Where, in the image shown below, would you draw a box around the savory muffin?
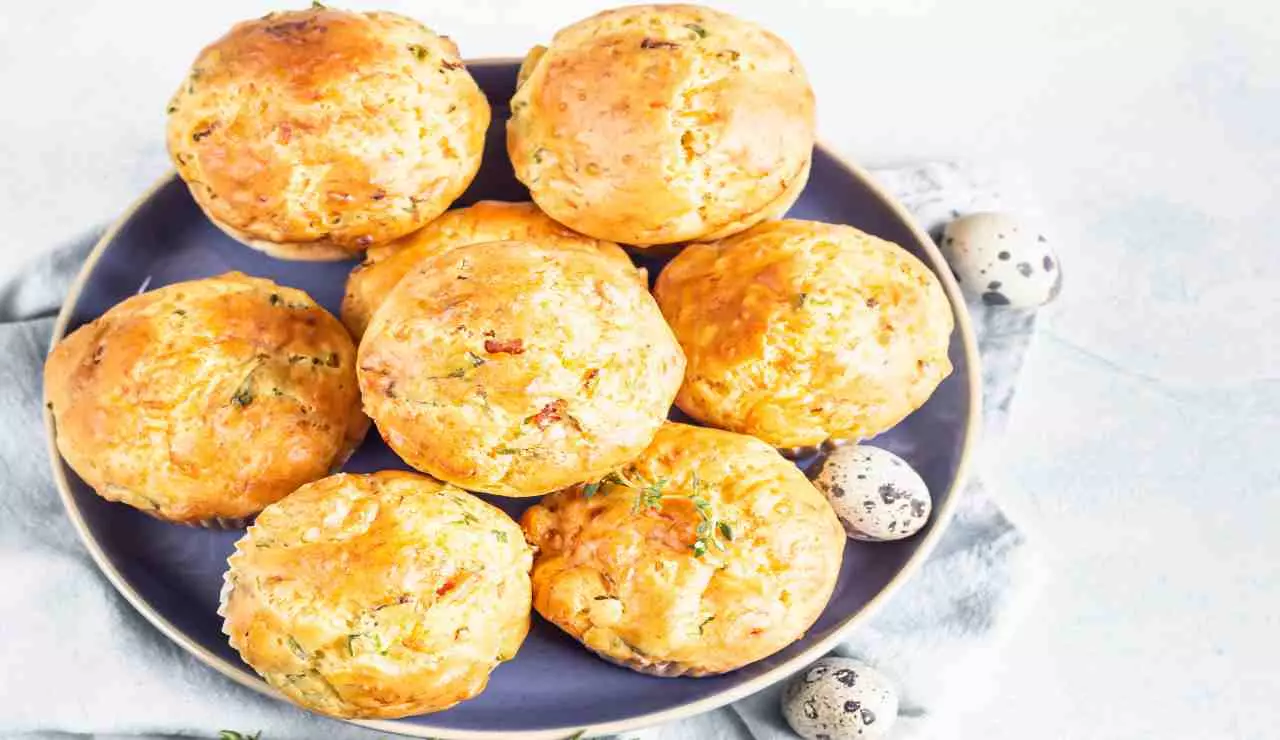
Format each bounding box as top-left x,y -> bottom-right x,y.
341,200 -> 638,338
44,273 -> 366,526
221,471 -> 532,718
521,423 -> 845,676
358,241 -> 685,497
508,4 -> 814,246
654,220 -> 954,448
166,7 -> 489,260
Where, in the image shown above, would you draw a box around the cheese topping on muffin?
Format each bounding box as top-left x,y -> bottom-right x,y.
166,8 -> 489,259
341,201 -> 639,338
358,240 -> 684,497
221,471 -> 532,718
655,219 -> 954,447
44,273 -> 367,525
522,423 -> 845,676
508,4 -> 814,246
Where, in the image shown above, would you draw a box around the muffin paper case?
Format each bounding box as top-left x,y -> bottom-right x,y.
196,514 -> 254,530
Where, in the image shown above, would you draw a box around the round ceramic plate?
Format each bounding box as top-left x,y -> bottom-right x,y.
45,61 -> 979,739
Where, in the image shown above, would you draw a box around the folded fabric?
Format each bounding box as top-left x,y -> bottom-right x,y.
0,163 -> 1044,740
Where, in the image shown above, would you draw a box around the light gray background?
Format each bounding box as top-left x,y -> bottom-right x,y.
1,1 -> 1276,739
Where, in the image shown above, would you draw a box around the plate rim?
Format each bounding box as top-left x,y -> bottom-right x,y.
42,57 -> 982,740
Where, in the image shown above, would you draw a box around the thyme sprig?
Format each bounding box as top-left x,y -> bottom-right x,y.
582,471 -> 733,557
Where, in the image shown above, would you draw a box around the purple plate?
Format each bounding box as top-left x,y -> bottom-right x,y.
45,61 -> 979,739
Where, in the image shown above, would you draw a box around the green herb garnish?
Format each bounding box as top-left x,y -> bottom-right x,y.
493,529 -> 508,542
718,521 -> 733,541
594,470 -> 736,557
408,43 -> 429,61
311,0 -> 326,7
348,632 -> 388,655
497,446 -> 540,457
685,23 -> 708,38
231,381 -> 255,408
441,351 -> 486,379
218,731 -> 261,740
632,477 -> 668,513
698,615 -> 716,634
285,635 -> 307,660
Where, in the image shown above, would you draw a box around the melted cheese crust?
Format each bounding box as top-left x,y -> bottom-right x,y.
222,471 -> 532,718
522,423 -> 844,676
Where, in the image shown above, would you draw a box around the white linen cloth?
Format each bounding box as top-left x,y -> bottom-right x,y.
0,163 -> 1044,740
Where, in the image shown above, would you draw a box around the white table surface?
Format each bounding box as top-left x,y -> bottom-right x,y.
2,1 -> 1276,738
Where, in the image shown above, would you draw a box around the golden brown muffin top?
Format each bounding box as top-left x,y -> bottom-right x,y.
522,423 -> 845,676
508,4 -> 815,246
341,201 -> 639,338
655,220 -> 955,447
43,273 -> 365,524
166,8 -> 489,257
222,471 -> 532,718
358,240 -> 685,497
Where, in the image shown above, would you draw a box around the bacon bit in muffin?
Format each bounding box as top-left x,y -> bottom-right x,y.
191,122 -> 219,142
530,399 -> 568,429
484,338 -> 524,354
264,18 -> 321,38
277,123 -> 292,144
640,38 -> 680,50
440,59 -> 464,71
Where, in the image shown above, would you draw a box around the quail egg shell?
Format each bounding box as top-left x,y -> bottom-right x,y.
812,445 -> 931,541
782,656 -> 899,740
942,212 -> 1062,308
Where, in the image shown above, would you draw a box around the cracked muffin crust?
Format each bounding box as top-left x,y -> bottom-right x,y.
357,240 -> 684,497
341,200 -> 639,338
521,423 -> 844,676
166,8 -> 489,260
508,4 -> 814,246
221,471 -> 532,718
43,273 -> 367,525
654,219 -> 955,448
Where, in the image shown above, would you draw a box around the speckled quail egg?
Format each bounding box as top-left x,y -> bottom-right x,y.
811,445 -> 931,541
782,656 -> 900,740
941,212 -> 1062,308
